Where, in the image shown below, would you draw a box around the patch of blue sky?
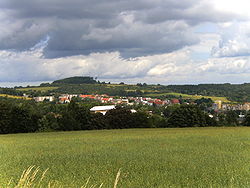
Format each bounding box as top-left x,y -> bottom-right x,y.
194,22 -> 219,33
191,52 -> 211,61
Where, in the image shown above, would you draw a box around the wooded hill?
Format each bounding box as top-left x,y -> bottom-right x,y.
52,76 -> 97,85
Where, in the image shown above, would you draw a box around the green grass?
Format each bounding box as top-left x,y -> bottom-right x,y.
147,92 -> 231,102
17,87 -> 59,92
0,127 -> 250,187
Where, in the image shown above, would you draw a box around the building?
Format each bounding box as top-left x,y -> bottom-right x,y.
243,103 -> 250,111
34,96 -> 54,102
80,95 -> 96,99
90,105 -> 116,115
214,100 -> 222,110
171,99 -> 180,104
59,97 -> 70,103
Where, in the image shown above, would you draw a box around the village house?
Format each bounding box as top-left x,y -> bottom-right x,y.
80,94 -> 96,100
59,94 -> 78,103
170,99 -> 180,105
34,96 -> 54,102
59,97 -> 70,103
243,103 -> 250,111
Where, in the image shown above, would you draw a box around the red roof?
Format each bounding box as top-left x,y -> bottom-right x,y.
154,101 -> 163,105
80,95 -> 94,98
154,99 -> 162,102
102,98 -> 110,101
60,97 -> 68,101
171,99 -> 180,104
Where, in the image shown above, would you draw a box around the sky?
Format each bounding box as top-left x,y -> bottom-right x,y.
1,0 -> 250,86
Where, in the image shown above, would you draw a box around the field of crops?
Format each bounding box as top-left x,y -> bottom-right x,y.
0,94 -> 32,100
17,87 -> 59,92
0,127 -> 249,187
147,92 -> 231,103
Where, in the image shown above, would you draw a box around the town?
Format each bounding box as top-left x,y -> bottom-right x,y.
32,93 -> 250,115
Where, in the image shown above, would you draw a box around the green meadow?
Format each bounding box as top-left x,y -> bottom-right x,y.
0,127 -> 250,187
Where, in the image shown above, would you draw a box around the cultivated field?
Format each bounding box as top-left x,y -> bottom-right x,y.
0,94 -> 32,100
147,92 -> 231,103
0,127 -> 249,187
16,87 -> 59,92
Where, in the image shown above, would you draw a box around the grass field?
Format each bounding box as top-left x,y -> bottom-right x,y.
17,87 -> 59,92
147,92 -> 231,103
0,127 -> 249,187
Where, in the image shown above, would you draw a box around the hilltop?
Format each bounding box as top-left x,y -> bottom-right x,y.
52,76 -> 97,85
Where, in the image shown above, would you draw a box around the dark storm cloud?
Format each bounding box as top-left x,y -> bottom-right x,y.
0,0 -> 239,58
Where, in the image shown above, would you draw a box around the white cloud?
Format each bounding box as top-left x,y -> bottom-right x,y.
211,0 -> 250,18
1,0 -> 250,84
1,38 -> 250,85
212,22 -> 250,57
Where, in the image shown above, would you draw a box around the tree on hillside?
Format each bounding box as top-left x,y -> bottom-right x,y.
52,76 -> 97,85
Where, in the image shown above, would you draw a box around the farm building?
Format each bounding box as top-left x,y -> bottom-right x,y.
90,105 -> 116,115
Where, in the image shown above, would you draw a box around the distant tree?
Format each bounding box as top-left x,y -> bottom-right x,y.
40,83 -> 51,87
242,112 -> 250,126
59,100 -> 91,131
167,105 -> 212,128
131,111 -> 151,128
38,113 -> 60,131
163,105 -> 179,118
195,98 -> 213,110
0,101 -> 11,134
10,105 -> 40,133
105,107 -> 133,129
52,76 -> 97,85
149,114 -> 167,128
225,111 -> 239,126
90,113 -> 107,129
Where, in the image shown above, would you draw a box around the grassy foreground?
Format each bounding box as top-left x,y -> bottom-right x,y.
0,127 -> 249,187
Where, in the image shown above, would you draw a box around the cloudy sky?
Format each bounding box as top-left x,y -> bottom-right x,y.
1,0 -> 250,86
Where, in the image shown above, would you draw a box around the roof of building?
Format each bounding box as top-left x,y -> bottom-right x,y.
80,95 -> 94,98
102,98 -> 110,101
90,105 -> 116,111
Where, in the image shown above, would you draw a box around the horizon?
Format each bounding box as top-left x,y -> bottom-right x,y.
1,0 -> 250,84
1,77 -> 249,88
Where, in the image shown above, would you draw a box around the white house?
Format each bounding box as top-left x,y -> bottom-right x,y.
34,96 -> 54,102
90,105 -> 116,115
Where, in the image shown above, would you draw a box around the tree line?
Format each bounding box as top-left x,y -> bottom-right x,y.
0,97 -> 249,134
